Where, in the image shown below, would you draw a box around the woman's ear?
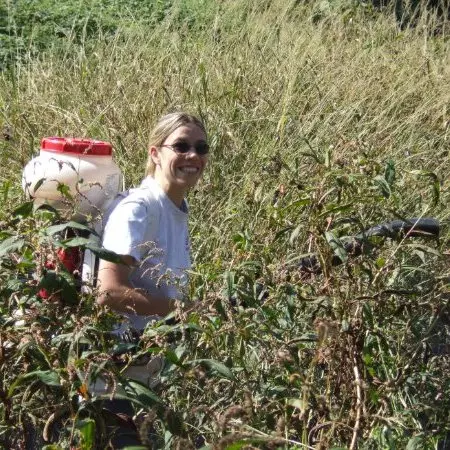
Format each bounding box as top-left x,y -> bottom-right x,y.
149,146 -> 160,166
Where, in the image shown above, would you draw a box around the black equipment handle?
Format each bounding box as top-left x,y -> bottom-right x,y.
298,218 -> 440,272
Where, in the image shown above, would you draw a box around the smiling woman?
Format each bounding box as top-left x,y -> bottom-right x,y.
98,111 -> 208,326
95,113 -> 208,446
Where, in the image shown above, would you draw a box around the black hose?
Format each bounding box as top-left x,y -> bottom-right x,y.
298,218 -> 440,273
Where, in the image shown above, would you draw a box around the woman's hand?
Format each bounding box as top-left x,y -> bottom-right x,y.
96,257 -> 176,317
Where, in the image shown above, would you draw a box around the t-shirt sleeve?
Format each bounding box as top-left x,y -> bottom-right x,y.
102,198 -> 157,263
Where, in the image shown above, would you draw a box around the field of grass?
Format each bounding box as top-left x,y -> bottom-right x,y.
0,0 -> 449,448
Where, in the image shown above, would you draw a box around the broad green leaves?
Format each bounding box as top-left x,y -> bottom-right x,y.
373,160 -> 396,199
187,359 -> 234,380
12,200 -> 34,218
0,236 -> 26,258
325,230 -> 348,263
38,270 -> 78,304
9,370 -> 61,396
115,380 -> 163,408
77,419 -> 96,450
43,221 -> 97,237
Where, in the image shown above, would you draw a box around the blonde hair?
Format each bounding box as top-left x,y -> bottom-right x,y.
145,112 -> 207,177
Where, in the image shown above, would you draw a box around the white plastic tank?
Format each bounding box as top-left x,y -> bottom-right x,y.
22,137 -> 123,221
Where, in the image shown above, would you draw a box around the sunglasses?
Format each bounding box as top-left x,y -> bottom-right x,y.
161,140 -> 210,156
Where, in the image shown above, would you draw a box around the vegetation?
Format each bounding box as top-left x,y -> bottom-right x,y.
0,0 -> 449,448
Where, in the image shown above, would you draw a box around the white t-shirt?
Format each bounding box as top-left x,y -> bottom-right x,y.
101,176 -> 191,331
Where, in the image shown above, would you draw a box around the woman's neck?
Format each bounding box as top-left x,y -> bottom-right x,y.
151,174 -> 185,208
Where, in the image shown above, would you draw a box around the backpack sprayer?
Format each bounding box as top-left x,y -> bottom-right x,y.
21,138 -> 164,392
22,137 -> 123,292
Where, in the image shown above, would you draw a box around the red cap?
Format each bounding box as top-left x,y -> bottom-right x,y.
41,137 -> 113,156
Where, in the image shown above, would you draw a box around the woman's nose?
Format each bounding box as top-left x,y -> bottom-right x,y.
185,148 -> 201,158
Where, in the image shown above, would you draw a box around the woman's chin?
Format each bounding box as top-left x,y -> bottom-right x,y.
175,172 -> 201,188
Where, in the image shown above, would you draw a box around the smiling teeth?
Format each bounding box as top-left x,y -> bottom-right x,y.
179,167 -> 199,173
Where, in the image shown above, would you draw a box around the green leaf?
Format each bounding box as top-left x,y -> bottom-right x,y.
273,225 -> 294,242
289,224 -> 302,246
111,342 -> 138,355
33,177 -> 46,192
223,270 -> 235,299
363,303 -> 374,328
222,438 -> 270,450
122,447 -> 148,450
373,175 -> 391,198
281,197 -> 311,213
237,260 -> 262,272
44,221 -> 96,236
431,178 -> 440,206
77,418 -> 96,450
189,359 -> 235,380
13,201 -> 34,218
9,370 -> 61,395
341,319 -> 349,331
406,436 -> 425,450
38,271 -> 78,304
375,257 -> 386,268
143,321 -> 202,339
325,230 -> 348,263
223,442 -> 249,450
115,379 -> 163,408
384,159 -> 395,186
0,180 -> 11,202
63,237 -> 93,247
0,236 -> 26,258
56,182 -> 74,200
34,203 -> 60,217
164,348 -> 181,365
319,202 -> 353,217
27,370 -> 61,386
85,244 -> 124,264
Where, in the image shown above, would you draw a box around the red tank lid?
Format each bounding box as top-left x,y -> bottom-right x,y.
41,137 -> 113,156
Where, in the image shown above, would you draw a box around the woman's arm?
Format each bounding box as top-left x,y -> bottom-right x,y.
96,257 -> 176,317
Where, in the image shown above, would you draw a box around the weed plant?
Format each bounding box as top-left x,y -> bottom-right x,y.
0,0 -> 449,448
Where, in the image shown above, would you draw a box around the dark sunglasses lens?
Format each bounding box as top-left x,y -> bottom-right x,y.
171,142 -> 209,155
173,142 -> 191,153
195,143 -> 209,155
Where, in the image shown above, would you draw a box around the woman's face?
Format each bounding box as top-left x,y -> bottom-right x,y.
150,124 -> 208,204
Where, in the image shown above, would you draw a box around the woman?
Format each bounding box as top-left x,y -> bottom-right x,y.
97,112 -> 208,332
94,112 -> 208,447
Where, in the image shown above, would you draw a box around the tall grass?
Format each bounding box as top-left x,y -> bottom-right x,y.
0,0 -> 449,448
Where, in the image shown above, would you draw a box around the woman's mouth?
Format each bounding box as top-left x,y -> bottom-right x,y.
178,166 -> 200,174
